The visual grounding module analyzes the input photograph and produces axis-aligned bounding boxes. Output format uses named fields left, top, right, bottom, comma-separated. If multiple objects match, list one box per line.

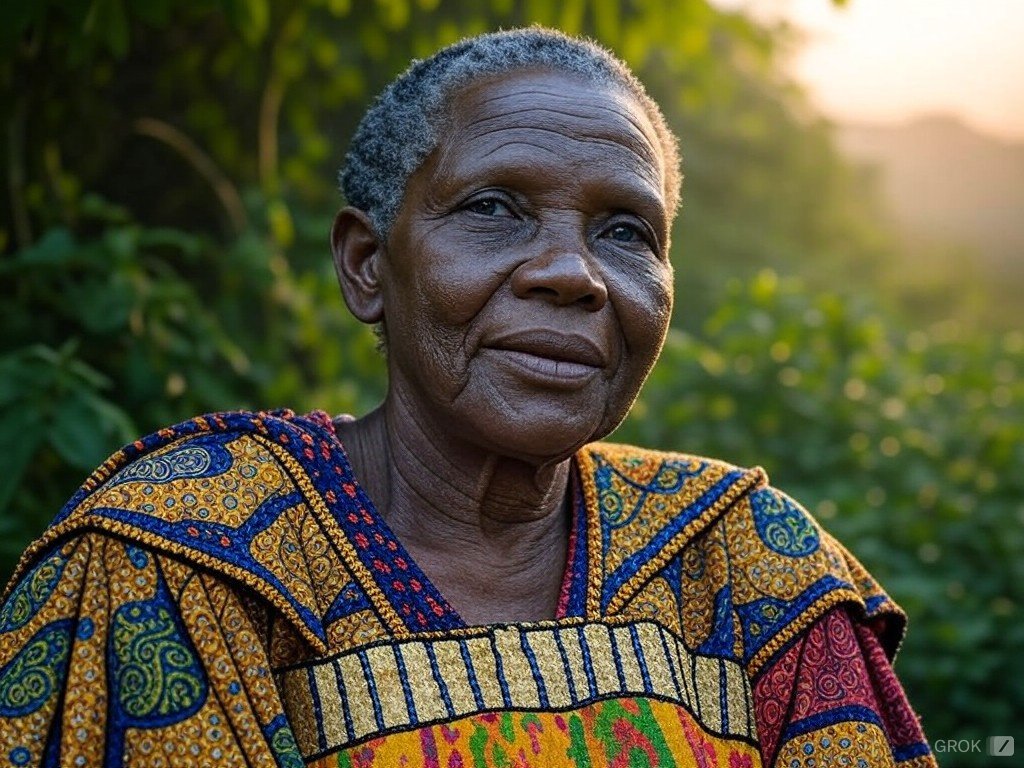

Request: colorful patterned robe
left=0, top=410, right=936, bottom=767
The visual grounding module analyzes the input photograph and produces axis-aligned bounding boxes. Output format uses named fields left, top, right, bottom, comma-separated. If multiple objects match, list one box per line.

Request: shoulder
left=577, top=441, right=763, bottom=531
left=576, top=441, right=765, bottom=617
left=6, top=409, right=349, bottom=652
left=580, top=441, right=904, bottom=671
left=721, top=483, right=905, bottom=668
left=42, top=408, right=334, bottom=533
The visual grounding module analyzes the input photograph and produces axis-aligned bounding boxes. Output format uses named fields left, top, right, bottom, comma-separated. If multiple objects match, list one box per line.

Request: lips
left=486, top=329, right=607, bottom=368
left=482, top=330, right=608, bottom=388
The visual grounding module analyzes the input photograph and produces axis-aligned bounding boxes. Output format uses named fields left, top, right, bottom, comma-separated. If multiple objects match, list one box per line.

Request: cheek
left=410, top=228, right=513, bottom=327
left=614, top=265, right=674, bottom=357
left=425, top=271, right=494, bottom=326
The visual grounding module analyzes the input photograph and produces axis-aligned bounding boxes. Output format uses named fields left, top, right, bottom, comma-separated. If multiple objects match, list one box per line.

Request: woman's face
left=380, top=69, right=674, bottom=463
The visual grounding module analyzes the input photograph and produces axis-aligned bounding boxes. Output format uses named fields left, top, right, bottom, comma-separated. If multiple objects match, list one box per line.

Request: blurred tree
left=0, top=0, right=1018, bottom=758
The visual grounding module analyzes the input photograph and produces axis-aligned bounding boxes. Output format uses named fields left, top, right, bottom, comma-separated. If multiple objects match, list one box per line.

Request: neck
left=334, top=389, right=573, bottom=623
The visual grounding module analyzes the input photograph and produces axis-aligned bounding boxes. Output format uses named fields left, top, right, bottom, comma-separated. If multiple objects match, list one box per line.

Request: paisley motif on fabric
left=595, top=456, right=708, bottom=529
left=749, top=487, right=820, bottom=557
left=43, top=420, right=376, bottom=650
left=0, top=619, right=73, bottom=717
left=650, top=484, right=893, bottom=674
left=109, top=594, right=207, bottom=726
left=266, top=716, right=305, bottom=768
left=109, top=436, right=233, bottom=486
left=0, top=552, right=65, bottom=634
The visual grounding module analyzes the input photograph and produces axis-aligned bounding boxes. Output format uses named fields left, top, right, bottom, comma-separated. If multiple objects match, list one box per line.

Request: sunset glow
left=711, top=0, right=1024, bottom=141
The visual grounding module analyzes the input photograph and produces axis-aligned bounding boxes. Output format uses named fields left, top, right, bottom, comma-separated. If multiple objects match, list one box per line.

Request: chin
left=468, top=406, right=617, bottom=465
left=439, top=370, right=638, bottom=463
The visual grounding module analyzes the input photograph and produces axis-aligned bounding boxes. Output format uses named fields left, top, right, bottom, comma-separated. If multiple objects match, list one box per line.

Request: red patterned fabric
left=752, top=606, right=933, bottom=767
left=856, top=619, right=933, bottom=752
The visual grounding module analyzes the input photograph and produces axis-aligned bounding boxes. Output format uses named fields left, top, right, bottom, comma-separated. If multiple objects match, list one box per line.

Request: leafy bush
left=619, top=272, right=1024, bottom=746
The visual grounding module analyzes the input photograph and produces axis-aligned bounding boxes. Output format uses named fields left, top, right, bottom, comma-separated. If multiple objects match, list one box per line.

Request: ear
left=331, top=206, right=385, bottom=324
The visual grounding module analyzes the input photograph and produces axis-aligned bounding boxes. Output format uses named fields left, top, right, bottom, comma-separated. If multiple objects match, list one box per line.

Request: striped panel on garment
left=275, top=619, right=756, bottom=759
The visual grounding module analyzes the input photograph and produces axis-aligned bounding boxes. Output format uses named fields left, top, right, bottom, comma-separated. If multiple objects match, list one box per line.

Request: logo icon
left=989, top=736, right=1014, bottom=757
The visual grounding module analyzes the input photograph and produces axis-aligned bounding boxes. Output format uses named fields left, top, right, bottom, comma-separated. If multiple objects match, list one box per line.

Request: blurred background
left=0, top=0, right=1020, bottom=760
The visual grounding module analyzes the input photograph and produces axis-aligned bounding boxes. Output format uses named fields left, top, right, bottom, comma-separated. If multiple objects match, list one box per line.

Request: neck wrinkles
left=379, top=386, right=572, bottom=554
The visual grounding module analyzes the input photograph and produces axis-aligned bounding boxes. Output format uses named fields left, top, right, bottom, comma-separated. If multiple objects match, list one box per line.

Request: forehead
left=429, top=69, right=667, bottom=205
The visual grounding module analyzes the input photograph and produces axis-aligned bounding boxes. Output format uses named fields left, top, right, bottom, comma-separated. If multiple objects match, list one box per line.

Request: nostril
left=527, top=286, right=560, bottom=299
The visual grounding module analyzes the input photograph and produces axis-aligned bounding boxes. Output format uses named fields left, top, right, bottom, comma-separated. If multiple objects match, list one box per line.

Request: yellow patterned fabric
left=302, top=700, right=763, bottom=768
left=277, top=620, right=757, bottom=760
left=0, top=410, right=935, bottom=767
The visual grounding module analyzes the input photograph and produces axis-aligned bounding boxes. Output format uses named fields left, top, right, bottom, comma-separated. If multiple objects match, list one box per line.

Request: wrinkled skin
left=331, top=69, right=674, bottom=623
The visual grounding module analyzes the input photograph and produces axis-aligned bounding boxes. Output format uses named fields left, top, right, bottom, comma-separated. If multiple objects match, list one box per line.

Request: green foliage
left=618, top=274, right=1023, bottom=746
left=0, top=0, right=1016, bottom=756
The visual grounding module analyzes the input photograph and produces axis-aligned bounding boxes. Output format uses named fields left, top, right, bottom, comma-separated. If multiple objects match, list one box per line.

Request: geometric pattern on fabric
left=275, top=619, right=756, bottom=760
left=589, top=452, right=761, bottom=616
left=4, top=411, right=422, bottom=653
left=636, top=485, right=907, bottom=677
left=63, top=429, right=347, bottom=647
left=303, top=699, right=763, bottom=768
left=753, top=607, right=933, bottom=768
left=575, top=447, right=765, bottom=619
left=773, top=720, right=894, bottom=768
left=577, top=446, right=905, bottom=677
left=0, top=409, right=937, bottom=767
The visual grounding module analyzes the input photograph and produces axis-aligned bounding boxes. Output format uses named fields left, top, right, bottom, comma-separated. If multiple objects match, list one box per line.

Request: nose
left=510, top=239, right=608, bottom=311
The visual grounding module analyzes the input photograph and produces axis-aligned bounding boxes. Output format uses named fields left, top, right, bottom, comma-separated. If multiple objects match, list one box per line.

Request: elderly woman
left=0, top=28, right=933, bottom=768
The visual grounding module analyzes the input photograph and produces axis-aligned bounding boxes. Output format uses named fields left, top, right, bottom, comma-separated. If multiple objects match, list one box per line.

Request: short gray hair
left=340, top=27, right=681, bottom=239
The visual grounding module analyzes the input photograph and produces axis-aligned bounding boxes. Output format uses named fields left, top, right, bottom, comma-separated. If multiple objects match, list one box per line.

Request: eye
left=607, top=223, right=642, bottom=243
left=602, top=219, right=655, bottom=250
left=464, top=196, right=515, bottom=217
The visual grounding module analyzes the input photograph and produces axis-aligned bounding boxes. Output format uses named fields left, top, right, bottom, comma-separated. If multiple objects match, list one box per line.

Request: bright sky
left=709, top=0, right=1024, bottom=141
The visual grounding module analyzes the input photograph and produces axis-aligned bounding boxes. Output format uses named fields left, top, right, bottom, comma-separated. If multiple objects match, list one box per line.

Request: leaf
left=72, top=275, right=135, bottom=334
left=223, top=0, right=269, bottom=45
left=64, top=356, right=112, bottom=391
left=47, top=391, right=115, bottom=469
left=136, top=227, right=203, bottom=259
left=101, top=226, right=139, bottom=262
left=0, top=406, right=45, bottom=516
left=0, top=353, right=43, bottom=407
left=14, top=228, right=75, bottom=267
left=79, top=193, right=131, bottom=224
left=84, top=0, right=130, bottom=58
left=79, top=390, right=136, bottom=444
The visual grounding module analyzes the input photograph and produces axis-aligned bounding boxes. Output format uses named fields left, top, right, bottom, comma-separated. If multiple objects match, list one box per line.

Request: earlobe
left=331, top=207, right=385, bottom=324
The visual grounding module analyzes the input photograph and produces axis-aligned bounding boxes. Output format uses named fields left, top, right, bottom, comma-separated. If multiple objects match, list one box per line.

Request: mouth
left=483, top=330, right=607, bottom=386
